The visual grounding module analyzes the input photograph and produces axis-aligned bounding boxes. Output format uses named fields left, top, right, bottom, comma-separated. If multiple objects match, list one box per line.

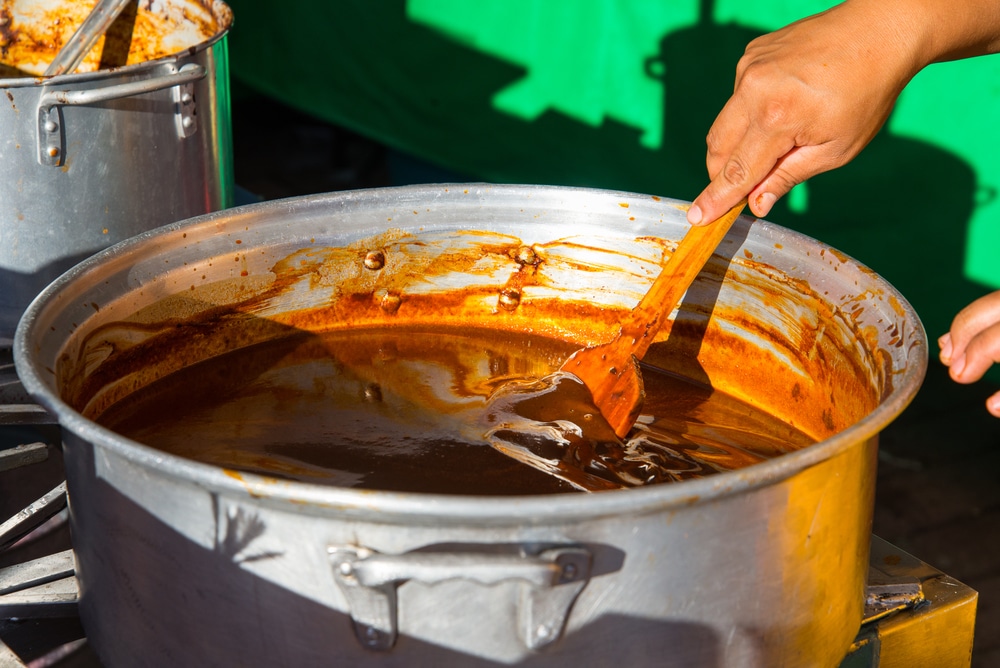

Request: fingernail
left=938, top=334, right=952, bottom=363
left=753, top=192, right=777, bottom=217
left=951, top=353, right=966, bottom=378
left=988, top=394, right=1000, bottom=417
left=687, top=204, right=703, bottom=225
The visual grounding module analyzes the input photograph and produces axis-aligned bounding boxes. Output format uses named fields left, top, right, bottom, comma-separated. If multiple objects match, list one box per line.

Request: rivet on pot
left=364, top=250, right=386, bottom=271
left=47, top=147, right=59, bottom=158
left=380, top=292, right=402, bottom=313
left=515, top=245, right=539, bottom=265
left=498, top=289, right=521, bottom=311
left=44, top=120, right=58, bottom=132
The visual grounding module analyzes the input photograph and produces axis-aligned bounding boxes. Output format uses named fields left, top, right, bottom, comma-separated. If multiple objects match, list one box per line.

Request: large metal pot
left=14, top=185, right=927, bottom=667
left=0, top=0, right=234, bottom=344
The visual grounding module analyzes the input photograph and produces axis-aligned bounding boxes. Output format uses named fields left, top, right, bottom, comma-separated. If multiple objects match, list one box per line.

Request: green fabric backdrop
left=225, top=0, right=1000, bottom=343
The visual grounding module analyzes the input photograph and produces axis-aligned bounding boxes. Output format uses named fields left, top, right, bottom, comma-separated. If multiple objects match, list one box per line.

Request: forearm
left=893, top=0, right=1000, bottom=63
left=794, top=0, right=1000, bottom=93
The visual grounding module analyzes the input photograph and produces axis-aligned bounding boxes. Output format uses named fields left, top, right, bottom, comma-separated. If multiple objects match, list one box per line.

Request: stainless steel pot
left=0, top=0, right=234, bottom=343
left=13, top=185, right=927, bottom=668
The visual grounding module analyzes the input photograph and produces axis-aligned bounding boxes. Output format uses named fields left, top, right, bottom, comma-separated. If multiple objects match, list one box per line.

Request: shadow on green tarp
left=226, top=0, right=989, bottom=346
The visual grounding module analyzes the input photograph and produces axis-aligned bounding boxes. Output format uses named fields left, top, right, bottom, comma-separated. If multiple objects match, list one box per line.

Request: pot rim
left=13, top=184, right=928, bottom=524
left=0, top=0, right=232, bottom=88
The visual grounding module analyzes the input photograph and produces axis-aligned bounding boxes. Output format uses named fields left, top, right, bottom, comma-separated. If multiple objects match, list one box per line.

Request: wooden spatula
left=560, top=199, right=748, bottom=438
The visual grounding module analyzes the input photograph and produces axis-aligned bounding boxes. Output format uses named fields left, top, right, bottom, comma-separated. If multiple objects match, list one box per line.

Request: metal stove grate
left=0, top=346, right=95, bottom=667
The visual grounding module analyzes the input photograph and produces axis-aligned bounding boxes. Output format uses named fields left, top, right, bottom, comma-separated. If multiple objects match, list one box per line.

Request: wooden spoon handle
left=623, top=199, right=747, bottom=358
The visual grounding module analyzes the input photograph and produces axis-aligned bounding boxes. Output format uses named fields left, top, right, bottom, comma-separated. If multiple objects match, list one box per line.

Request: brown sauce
left=95, top=325, right=815, bottom=495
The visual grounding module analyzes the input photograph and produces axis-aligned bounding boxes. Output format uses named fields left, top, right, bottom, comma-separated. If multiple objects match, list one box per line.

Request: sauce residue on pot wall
left=60, top=226, right=892, bottom=494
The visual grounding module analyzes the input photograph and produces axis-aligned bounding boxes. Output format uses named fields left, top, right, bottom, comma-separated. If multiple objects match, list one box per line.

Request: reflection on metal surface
left=329, top=544, right=593, bottom=652
left=0, top=442, right=48, bottom=472
left=863, top=575, right=923, bottom=626
left=0, top=483, right=67, bottom=553
left=0, top=550, right=79, bottom=619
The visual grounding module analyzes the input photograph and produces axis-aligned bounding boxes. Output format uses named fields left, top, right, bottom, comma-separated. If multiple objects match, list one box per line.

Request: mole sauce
left=96, top=325, right=814, bottom=495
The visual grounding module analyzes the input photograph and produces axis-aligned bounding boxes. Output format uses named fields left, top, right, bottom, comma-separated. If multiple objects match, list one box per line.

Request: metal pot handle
left=37, top=63, right=206, bottom=167
left=328, top=544, right=592, bottom=652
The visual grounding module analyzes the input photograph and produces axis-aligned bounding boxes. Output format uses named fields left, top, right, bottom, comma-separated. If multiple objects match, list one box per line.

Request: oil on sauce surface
left=96, top=325, right=814, bottom=495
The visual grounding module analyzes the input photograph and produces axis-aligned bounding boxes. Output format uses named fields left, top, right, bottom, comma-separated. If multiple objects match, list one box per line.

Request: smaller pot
left=0, top=0, right=234, bottom=343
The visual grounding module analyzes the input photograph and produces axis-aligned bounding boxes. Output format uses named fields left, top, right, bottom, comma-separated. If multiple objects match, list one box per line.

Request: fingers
left=688, top=110, right=797, bottom=225
left=942, top=321, right=1000, bottom=384
left=748, top=144, right=848, bottom=215
left=942, top=291, right=1000, bottom=362
left=987, top=390, right=1000, bottom=418
left=689, top=135, right=839, bottom=225
left=940, top=291, right=1000, bottom=385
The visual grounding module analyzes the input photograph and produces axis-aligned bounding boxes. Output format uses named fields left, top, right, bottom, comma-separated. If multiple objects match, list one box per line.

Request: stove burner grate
left=0, top=346, right=93, bottom=667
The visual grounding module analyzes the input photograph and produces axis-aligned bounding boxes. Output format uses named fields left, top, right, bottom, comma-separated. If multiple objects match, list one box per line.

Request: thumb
left=748, top=146, right=842, bottom=217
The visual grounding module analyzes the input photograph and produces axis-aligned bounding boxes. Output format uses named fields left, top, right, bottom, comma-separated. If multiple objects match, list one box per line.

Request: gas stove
left=0, top=346, right=977, bottom=667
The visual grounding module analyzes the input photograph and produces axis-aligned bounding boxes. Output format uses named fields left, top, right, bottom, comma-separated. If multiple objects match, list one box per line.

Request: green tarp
left=226, top=0, right=1000, bottom=342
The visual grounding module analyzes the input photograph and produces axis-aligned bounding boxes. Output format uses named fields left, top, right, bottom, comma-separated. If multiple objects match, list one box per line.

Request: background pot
left=0, top=0, right=234, bottom=344
left=14, top=184, right=927, bottom=667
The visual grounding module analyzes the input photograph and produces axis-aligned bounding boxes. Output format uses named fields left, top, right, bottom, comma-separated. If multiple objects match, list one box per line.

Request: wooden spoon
left=559, top=199, right=748, bottom=438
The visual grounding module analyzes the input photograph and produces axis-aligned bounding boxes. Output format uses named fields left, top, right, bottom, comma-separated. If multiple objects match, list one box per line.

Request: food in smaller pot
left=0, top=0, right=225, bottom=76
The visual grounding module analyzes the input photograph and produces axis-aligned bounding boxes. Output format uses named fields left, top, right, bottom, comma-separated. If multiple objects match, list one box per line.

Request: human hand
left=687, top=0, right=928, bottom=225
left=940, top=291, right=1000, bottom=417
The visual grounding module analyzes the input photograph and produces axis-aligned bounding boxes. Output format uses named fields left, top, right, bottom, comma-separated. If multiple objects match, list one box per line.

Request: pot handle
left=328, top=544, right=592, bottom=652
left=36, top=63, right=206, bottom=167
